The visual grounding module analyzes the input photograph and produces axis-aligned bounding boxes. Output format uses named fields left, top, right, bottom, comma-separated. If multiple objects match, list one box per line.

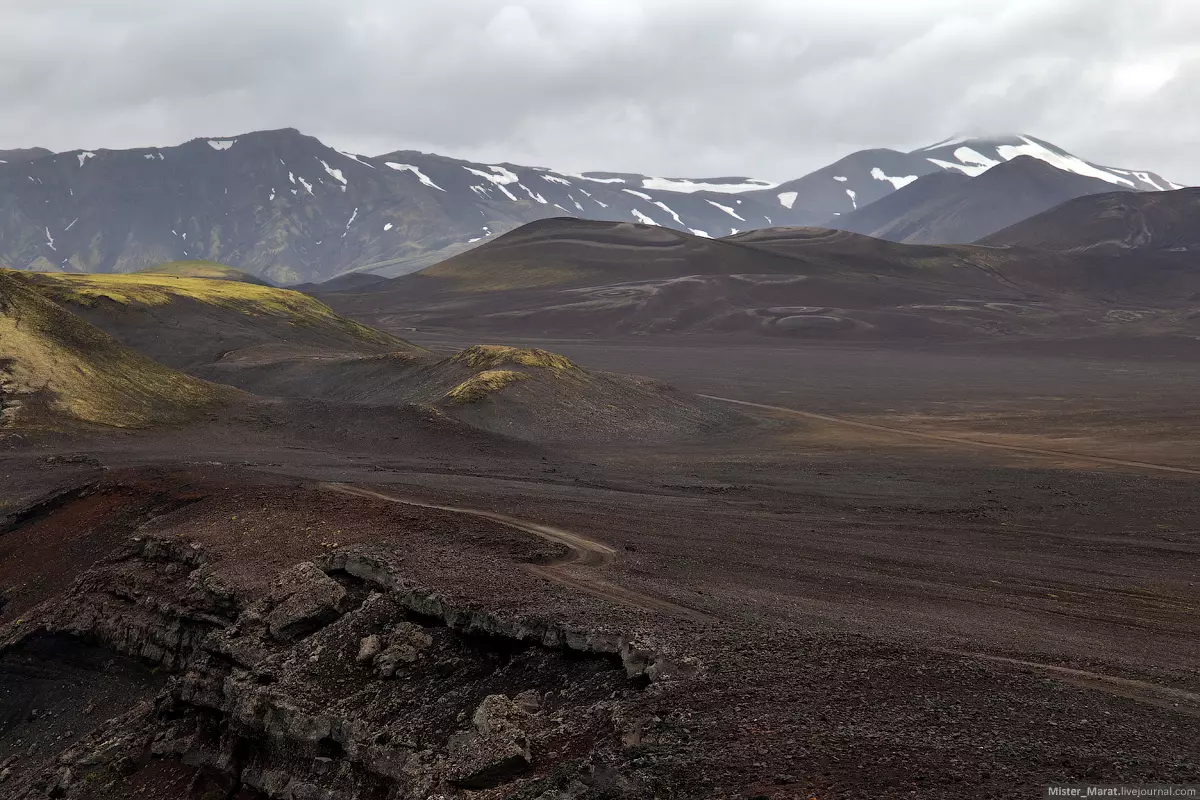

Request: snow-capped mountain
left=0, top=129, right=1183, bottom=283
left=829, top=156, right=1130, bottom=245
left=915, top=134, right=1181, bottom=191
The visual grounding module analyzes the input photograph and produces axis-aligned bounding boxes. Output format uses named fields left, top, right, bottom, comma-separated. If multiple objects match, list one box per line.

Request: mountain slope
left=748, top=148, right=940, bottom=221
left=831, top=157, right=1127, bottom=244
left=821, top=171, right=971, bottom=240
left=978, top=187, right=1200, bottom=255
left=0, top=270, right=236, bottom=429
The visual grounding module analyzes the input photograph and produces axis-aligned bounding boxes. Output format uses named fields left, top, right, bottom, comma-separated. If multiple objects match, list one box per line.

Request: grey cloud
left=1, top=0, right=1197, bottom=183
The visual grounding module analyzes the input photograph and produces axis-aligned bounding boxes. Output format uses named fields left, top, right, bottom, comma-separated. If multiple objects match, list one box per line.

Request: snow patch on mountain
left=207, top=140, right=235, bottom=151
left=833, top=176, right=848, bottom=182
left=870, top=167, right=918, bottom=190
left=846, top=189, right=857, bottom=209
left=558, top=172, right=625, bottom=184
left=706, top=200, right=746, bottom=221
left=519, top=184, right=548, bottom=204
left=631, top=209, right=659, bottom=225
left=320, top=160, right=348, bottom=191
left=640, top=176, right=778, bottom=194
left=385, top=162, right=445, bottom=191
left=994, top=137, right=1134, bottom=187
left=777, top=191, right=798, bottom=209
left=464, top=166, right=520, bottom=201
left=336, top=150, right=375, bottom=169
left=77, top=152, right=95, bottom=167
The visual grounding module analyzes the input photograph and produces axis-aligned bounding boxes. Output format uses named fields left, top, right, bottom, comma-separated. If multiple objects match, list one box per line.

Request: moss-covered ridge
left=449, top=345, right=579, bottom=372
left=135, top=260, right=269, bottom=285
left=14, top=270, right=402, bottom=351
left=0, top=270, right=237, bottom=429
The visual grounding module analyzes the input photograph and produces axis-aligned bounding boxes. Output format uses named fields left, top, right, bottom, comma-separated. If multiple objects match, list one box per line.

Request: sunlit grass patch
left=443, top=369, right=528, bottom=404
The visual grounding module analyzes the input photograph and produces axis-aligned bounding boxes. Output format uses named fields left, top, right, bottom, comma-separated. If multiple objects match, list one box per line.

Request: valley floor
left=2, top=338, right=1198, bottom=798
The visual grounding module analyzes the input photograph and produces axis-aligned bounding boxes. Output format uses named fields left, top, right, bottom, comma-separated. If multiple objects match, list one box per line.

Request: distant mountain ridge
left=0, top=129, right=1183, bottom=284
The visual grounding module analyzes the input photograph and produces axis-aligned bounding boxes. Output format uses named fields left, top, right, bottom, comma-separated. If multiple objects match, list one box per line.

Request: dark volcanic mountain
left=0, top=130, right=1181, bottom=284
left=831, top=156, right=1127, bottom=244
left=979, top=187, right=1200, bottom=255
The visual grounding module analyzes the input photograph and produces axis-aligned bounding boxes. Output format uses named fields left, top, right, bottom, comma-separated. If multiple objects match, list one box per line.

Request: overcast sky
left=2, top=0, right=1198, bottom=183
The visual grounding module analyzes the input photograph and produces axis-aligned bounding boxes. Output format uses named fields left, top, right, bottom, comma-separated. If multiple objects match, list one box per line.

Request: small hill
left=318, top=217, right=1200, bottom=341
left=0, top=270, right=236, bottom=429
left=207, top=343, right=744, bottom=444
left=15, top=270, right=418, bottom=369
left=135, top=260, right=270, bottom=285
left=829, top=157, right=1129, bottom=244
left=410, top=217, right=818, bottom=291
left=978, top=187, right=1200, bottom=254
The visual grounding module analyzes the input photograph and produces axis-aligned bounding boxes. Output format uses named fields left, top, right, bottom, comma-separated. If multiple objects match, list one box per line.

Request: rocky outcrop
left=0, top=536, right=694, bottom=799
left=265, top=562, right=348, bottom=642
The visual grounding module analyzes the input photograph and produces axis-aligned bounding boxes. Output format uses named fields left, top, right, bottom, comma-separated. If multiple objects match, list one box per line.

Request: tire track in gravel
left=323, top=482, right=716, bottom=623
left=704, top=395, right=1200, bottom=477
left=939, top=650, right=1200, bottom=716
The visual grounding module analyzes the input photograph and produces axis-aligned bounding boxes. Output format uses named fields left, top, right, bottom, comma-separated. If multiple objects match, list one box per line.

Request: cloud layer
left=2, top=0, right=1198, bottom=183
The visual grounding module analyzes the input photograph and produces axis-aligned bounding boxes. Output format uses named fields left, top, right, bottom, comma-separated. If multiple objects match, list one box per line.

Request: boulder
left=266, top=563, right=347, bottom=642
left=445, top=694, right=533, bottom=789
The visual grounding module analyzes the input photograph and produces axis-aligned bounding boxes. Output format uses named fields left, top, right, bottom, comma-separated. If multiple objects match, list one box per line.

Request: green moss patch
left=443, top=370, right=528, bottom=404
left=450, top=345, right=579, bottom=372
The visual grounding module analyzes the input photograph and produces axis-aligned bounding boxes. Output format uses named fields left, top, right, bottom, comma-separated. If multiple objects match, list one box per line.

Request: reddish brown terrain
left=2, top=229, right=1199, bottom=799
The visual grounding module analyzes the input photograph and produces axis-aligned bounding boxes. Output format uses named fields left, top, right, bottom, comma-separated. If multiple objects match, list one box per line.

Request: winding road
left=322, top=482, right=715, bottom=623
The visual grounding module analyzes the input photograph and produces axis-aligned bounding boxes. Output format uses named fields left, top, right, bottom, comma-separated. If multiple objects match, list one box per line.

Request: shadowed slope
left=979, top=187, right=1200, bottom=254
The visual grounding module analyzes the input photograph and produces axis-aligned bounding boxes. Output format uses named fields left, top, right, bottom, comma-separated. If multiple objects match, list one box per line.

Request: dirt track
left=703, top=395, right=1200, bottom=476
left=323, top=482, right=716, bottom=623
